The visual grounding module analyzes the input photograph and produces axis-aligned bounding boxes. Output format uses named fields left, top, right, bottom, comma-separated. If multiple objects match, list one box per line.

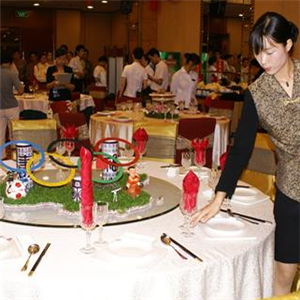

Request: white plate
left=112, top=117, right=132, bottom=123
left=0, top=237, right=11, bottom=251
left=232, top=187, right=258, bottom=201
left=0, top=237, right=22, bottom=260
left=203, top=215, right=245, bottom=237
left=96, top=111, right=115, bottom=116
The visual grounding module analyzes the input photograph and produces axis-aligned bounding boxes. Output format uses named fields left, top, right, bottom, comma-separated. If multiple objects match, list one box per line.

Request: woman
left=93, top=55, right=107, bottom=88
left=191, top=12, right=299, bottom=296
left=46, top=47, right=75, bottom=101
left=0, top=50, right=24, bottom=158
left=171, top=53, right=200, bottom=108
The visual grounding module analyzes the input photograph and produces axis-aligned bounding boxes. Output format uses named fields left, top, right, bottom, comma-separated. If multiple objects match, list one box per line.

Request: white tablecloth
left=89, top=113, right=230, bottom=166
left=0, top=161, right=274, bottom=300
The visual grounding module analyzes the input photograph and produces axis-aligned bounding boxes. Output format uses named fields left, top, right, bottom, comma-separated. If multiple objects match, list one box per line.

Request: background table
left=89, top=112, right=230, bottom=165
left=0, top=161, right=274, bottom=300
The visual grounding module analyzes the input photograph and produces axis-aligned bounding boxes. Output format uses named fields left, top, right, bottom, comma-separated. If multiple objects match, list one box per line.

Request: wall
left=227, top=18, right=243, bottom=57
left=157, top=0, right=201, bottom=55
left=254, top=0, right=300, bottom=59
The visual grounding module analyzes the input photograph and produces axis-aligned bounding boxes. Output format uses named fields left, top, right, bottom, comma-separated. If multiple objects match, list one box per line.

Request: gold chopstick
left=28, top=243, right=51, bottom=277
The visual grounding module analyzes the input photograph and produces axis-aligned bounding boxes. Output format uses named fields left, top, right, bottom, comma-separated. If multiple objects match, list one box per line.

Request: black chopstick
left=160, top=164, right=181, bottom=168
left=164, top=233, right=203, bottom=262
left=28, top=243, right=51, bottom=276
left=220, top=209, right=273, bottom=224
left=236, top=185, right=250, bottom=188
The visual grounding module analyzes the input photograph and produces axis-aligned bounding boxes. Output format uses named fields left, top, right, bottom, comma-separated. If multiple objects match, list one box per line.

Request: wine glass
left=169, top=103, right=176, bottom=122
left=136, top=142, right=146, bottom=169
left=124, top=143, right=134, bottom=159
left=181, top=151, right=191, bottom=172
left=145, top=100, right=152, bottom=111
left=80, top=203, right=97, bottom=254
left=94, top=202, right=109, bottom=247
left=178, top=100, right=185, bottom=112
left=120, top=101, right=126, bottom=112
left=64, top=140, right=75, bottom=159
left=162, top=104, right=169, bottom=121
left=194, top=150, right=206, bottom=177
left=56, top=142, right=66, bottom=155
left=180, top=192, right=197, bottom=237
left=126, top=99, right=133, bottom=112
left=28, top=85, right=34, bottom=94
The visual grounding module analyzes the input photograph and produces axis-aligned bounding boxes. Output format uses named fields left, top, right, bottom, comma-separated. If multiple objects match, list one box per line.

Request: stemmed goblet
left=179, top=192, right=197, bottom=237
left=64, top=140, right=75, bottom=159
left=94, top=202, right=109, bottom=247
left=181, top=151, right=191, bottom=172
left=56, top=142, right=66, bottom=181
left=194, top=150, right=206, bottom=178
left=80, top=203, right=97, bottom=254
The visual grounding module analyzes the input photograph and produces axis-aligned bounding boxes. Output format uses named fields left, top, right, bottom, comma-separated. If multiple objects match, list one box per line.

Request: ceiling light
left=87, top=5, right=94, bottom=9
left=101, top=0, right=108, bottom=4
left=33, top=3, right=40, bottom=7
left=238, top=13, right=244, bottom=17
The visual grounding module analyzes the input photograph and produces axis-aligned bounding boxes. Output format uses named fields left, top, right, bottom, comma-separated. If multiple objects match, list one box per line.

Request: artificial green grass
left=1, top=173, right=149, bottom=213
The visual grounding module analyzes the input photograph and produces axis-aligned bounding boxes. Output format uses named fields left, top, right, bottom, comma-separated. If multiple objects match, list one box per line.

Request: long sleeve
left=215, top=90, right=259, bottom=198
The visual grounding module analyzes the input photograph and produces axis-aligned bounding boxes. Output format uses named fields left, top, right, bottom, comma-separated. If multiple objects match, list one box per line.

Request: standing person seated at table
left=34, top=52, right=49, bottom=85
left=147, top=48, right=169, bottom=92
left=171, top=53, right=200, bottom=109
left=0, top=50, right=24, bottom=158
left=46, top=47, right=75, bottom=101
left=93, top=55, right=108, bottom=88
left=191, top=12, right=300, bottom=296
left=119, top=47, right=147, bottom=98
left=68, top=44, right=86, bottom=93
left=12, top=50, right=26, bottom=82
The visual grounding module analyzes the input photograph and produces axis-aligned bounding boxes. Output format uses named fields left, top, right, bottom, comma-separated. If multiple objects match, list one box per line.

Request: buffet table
left=89, top=112, right=230, bottom=165
left=0, top=160, right=274, bottom=300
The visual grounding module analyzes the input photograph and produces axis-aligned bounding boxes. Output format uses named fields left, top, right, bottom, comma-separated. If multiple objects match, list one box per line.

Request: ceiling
left=0, top=0, right=122, bottom=13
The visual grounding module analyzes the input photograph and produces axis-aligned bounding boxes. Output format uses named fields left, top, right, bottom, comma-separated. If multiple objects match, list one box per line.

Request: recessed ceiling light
left=33, top=3, right=40, bottom=7
left=101, top=0, right=108, bottom=4
left=87, top=5, right=94, bottom=9
left=238, top=13, right=244, bottom=17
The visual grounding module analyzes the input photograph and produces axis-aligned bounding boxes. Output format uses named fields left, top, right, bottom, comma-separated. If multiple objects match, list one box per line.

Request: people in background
left=0, top=50, right=24, bottom=158
left=141, top=54, right=155, bottom=89
left=12, top=50, right=26, bottom=82
left=93, top=55, right=108, bottom=88
left=66, top=51, right=74, bottom=64
left=147, top=48, right=169, bottom=92
left=25, top=51, right=39, bottom=89
left=119, top=47, right=147, bottom=98
left=82, top=49, right=93, bottom=92
left=191, top=11, right=300, bottom=296
left=46, top=47, right=75, bottom=101
left=68, top=44, right=86, bottom=93
left=171, top=52, right=200, bottom=108
left=249, top=58, right=264, bottom=82
left=34, top=52, right=49, bottom=84
left=224, top=54, right=236, bottom=83
left=240, top=57, right=249, bottom=83
left=46, top=51, right=54, bottom=66
left=207, top=56, right=218, bottom=83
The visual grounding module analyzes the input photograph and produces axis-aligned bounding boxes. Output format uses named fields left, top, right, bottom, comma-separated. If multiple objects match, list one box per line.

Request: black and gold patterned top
left=216, top=59, right=300, bottom=202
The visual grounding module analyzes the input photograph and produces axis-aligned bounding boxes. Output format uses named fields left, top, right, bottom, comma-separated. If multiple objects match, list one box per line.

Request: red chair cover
left=50, top=101, right=70, bottom=114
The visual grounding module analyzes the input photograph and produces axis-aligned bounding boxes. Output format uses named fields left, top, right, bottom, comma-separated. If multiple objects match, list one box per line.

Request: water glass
left=94, top=202, right=109, bottom=247
left=80, top=203, right=97, bottom=254
left=180, top=192, right=197, bottom=237
left=64, top=141, right=75, bottom=158
left=181, top=151, right=191, bottom=171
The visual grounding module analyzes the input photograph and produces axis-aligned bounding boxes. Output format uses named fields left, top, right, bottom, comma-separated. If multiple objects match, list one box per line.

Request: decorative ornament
left=6, top=178, right=27, bottom=200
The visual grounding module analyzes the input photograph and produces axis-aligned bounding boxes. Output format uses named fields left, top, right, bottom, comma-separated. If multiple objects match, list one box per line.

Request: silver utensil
left=28, top=243, right=51, bottom=277
left=160, top=234, right=187, bottom=260
left=21, top=244, right=40, bottom=272
left=227, top=209, right=259, bottom=225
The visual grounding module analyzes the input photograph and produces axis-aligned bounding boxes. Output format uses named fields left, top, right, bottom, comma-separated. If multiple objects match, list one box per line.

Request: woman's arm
left=191, top=90, right=259, bottom=224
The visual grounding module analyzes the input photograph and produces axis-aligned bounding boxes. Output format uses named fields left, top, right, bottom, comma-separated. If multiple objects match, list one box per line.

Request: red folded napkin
left=133, top=128, right=148, bottom=154
left=204, top=96, right=213, bottom=108
left=183, top=171, right=200, bottom=213
left=62, top=124, right=78, bottom=139
left=192, top=138, right=209, bottom=166
left=80, top=147, right=94, bottom=225
left=220, top=150, right=229, bottom=171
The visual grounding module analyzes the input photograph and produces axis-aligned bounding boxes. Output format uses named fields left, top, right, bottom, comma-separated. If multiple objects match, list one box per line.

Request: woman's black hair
left=55, top=47, right=67, bottom=58
left=98, top=55, right=108, bottom=63
left=250, top=11, right=299, bottom=55
left=184, top=53, right=200, bottom=65
left=0, top=50, right=12, bottom=64
left=208, top=56, right=217, bottom=66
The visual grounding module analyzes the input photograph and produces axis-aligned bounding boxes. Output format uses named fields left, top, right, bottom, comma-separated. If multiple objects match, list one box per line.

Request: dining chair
left=55, top=112, right=91, bottom=151
left=208, top=99, right=235, bottom=120
left=115, top=91, right=142, bottom=105
left=240, top=132, right=276, bottom=200
left=10, top=119, right=57, bottom=150
left=50, top=101, right=72, bottom=114
left=175, top=117, right=216, bottom=167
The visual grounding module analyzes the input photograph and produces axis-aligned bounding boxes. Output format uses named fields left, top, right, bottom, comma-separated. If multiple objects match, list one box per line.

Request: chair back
left=71, top=91, right=81, bottom=101
left=175, top=117, right=216, bottom=165
left=50, top=101, right=71, bottom=114
left=89, top=85, right=107, bottom=99
left=208, top=99, right=234, bottom=120
left=10, top=119, right=57, bottom=150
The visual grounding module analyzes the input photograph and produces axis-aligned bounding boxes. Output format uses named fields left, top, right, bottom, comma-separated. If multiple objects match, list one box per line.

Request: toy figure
left=126, top=166, right=143, bottom=198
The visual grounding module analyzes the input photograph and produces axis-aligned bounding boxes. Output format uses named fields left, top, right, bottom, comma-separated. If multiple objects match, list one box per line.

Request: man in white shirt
left=93, top=56, right=107, bottom=88
left=119, top=47, right=147, bottom=98
left=68, top=44, right=86, bottom=92
left=147, top=48, right=169, bottom=92
left=34, top=52, right=49, bottom=83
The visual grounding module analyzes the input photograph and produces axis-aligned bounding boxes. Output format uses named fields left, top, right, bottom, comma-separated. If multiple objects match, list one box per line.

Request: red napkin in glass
left=220, top=150, right=229, bottom=171
left=62, top=124, right=78, bottom=139
left=192, top=138, right=209, bottom=165
left=182, top=171, right=200, bottom=213
left=133, top=128, right=148, bottom=154
left=80, top=147, right=93, bottom=225
left=204, top=96, right=213, bottom=108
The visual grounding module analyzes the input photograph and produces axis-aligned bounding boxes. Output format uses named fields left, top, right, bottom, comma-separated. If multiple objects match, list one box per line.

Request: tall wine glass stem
left=85, top=230, right=92, bottom=250
left=97, top=225, right=103, bottom=243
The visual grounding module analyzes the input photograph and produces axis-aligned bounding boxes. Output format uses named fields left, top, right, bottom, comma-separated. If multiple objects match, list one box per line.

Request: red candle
left=80, top=147, right=93, bottom=224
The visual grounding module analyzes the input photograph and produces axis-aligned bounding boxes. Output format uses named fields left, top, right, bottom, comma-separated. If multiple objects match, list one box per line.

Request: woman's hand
left=190, top=191, right=226, bottom=226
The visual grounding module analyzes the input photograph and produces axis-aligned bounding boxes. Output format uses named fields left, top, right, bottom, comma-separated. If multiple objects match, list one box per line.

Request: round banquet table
left=0, top=161, right=274, bottom=300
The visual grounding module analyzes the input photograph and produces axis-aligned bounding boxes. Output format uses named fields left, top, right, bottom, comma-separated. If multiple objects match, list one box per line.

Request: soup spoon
left=160, top=234, right=187, bottom=260
left=21, top=244, right=40, bottom=272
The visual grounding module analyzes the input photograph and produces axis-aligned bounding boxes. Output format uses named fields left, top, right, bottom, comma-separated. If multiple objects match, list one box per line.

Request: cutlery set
left=220, top=209, right=273, bottom=224
left=21, top=243, right=51, bottom=276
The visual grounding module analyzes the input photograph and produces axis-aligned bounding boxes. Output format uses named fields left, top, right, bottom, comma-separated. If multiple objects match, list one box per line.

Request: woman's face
left=254, top=37, right=291, bottom=76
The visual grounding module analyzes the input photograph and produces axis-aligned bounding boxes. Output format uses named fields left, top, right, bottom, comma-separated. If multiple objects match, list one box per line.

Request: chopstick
left=164, top=233, right=203, bottom=262
left=28, top=243, right=51, bottom=277
left=160, top=164, right=181, bottom=168
left=236, top=185, right=250, bottom=188
left=220, top=209, right=273, bottom=224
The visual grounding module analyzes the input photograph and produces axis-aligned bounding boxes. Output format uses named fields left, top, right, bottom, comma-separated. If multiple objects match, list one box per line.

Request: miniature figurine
left=126, top=166, right=143, bottom=198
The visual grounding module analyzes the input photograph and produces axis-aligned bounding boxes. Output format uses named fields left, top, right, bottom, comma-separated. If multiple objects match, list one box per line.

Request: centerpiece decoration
left=144, top=103, right=179, bottom=120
